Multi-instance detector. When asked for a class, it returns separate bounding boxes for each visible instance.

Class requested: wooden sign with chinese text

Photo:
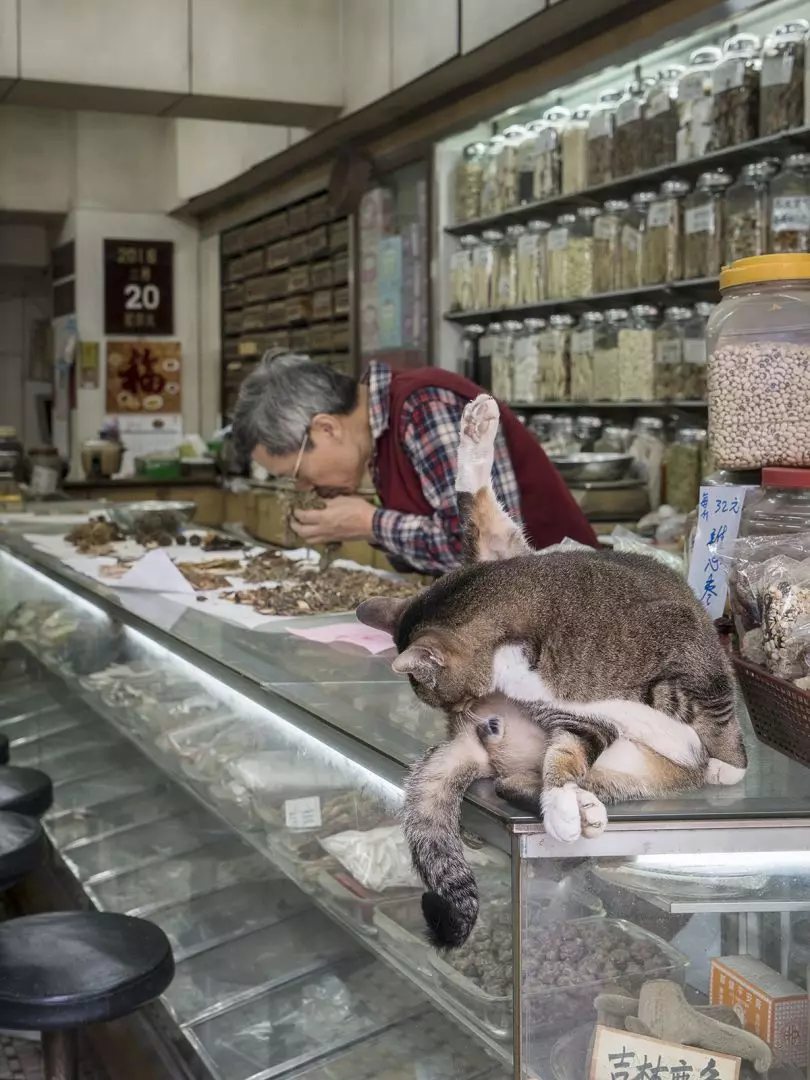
[104,239,174,335]
[105,340,182,414]
[590,1026,740,1080]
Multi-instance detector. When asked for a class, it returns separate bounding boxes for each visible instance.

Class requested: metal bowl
[107,500,197,535]
[548,452,634,484]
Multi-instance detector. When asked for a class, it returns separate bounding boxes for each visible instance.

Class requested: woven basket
[733,655,810,768]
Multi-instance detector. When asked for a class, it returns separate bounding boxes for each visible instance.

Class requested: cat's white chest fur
[491,644,704,768]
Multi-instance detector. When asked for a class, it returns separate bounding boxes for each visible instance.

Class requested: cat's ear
[356,596,408,634]
[391,645,445,684]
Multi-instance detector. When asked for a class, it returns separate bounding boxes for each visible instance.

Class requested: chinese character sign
[106,341,182,414]
[686,485,749,621]
[104,240,174,335]
[590,1026,740,1080]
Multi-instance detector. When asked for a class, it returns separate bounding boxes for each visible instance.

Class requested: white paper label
[622,225,640,252]
[572,328,595,353]
[646,87,672,118]
[472,246,493,270]
[547,228,569,251]
[535,128,559,153]
[591,1025,740,1080]
[688,485,749,619]
[772,195,810,233]
[588,111,613,140]
[284,795,322,829]
[594,216,618,241]
[679,72,710,102]
[761,53,795,87]
[685,204,715,234]
[713,58,746,93]
[616,97,642,126]
[657,340,682,366]
[684,337,707,367]
[648,201,673,229]
[517,234,539,258]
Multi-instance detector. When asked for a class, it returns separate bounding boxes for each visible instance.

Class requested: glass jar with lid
[498,126,526,211]
[547,212,595,300]
[478,321,502,390]
[516,121,543,204]
[561,105,593,194]
[725,160,778,264]
[491,321,519,402]
[622,194,652,289]
[587,89,622,187]
[454,142,488,224]
[642,179,690,285]
[682,170,733,280]
[595,424,632,452]
[574,415,603,450]
[654,306,692,400]
[761,20,809,137]
[593,308,628,401]
[711,33,762,150]
[619,304,659,401]
[676,48,721,161]
[448,235,478,312]
[770,155,810,253]
[458,324,485,383]
[740,467,810,537]
[645,66,684,169]
[614,76,652,178]
[538,314,574,401]
[706,253,810,469]
[683,301,713,400]
[493,225,524,308]
[529,413,555,444]
[667,428,707,513]
[473,230,499,309]
[513,318,546,404]
[593,200,628,294]
[533,107,570,199]
[570,311,604,401]
[516,220,550,305]
[480,135,507,218]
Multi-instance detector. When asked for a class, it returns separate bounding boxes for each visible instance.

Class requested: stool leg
[41,1029,78,1080]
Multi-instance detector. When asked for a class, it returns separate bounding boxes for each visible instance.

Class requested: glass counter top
[3,525,810,831]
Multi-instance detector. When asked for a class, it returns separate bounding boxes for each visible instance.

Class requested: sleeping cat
[357,394,748,949]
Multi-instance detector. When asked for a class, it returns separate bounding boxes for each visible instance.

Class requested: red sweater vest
[374,368,598,556]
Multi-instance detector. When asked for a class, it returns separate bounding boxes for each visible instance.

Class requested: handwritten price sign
[590,1026,740,1080]
[687,485,749,620]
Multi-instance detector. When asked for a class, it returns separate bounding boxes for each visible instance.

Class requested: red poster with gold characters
[105,340,182,414]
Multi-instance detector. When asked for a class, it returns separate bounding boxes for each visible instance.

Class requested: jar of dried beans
[676,48,721,161]
[642,179,689,285]
[516,220,550,304]
[594,309,628,402]
[725,160,777,264]
[645,66,684,169]
[538,315,574,402]
[711,33,761,150]
[587,89,622,187]
[454,142,487,224]
[654,306,692,400]
[760,20,809,137]
[571,311,604,401]
[614,76,652,179]
[533,107,569,200]
[682,170,732,280]
[593,200,628,294]
[619,305,659,401]
[480,136,507,218]
[513,319,546,404]
[561,105,593,194]
[770,154,810,253]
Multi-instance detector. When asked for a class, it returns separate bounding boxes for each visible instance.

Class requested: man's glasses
[291,429,309,484]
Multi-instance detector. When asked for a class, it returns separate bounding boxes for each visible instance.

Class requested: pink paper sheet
[287,622,395,655]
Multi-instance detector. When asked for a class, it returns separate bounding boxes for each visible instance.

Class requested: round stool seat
[0,765,52,817]
[0,912,175,1030]
[0,812,45,889]
[0,733,8,764]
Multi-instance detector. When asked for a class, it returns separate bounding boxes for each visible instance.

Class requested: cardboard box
[710,955,807,1067]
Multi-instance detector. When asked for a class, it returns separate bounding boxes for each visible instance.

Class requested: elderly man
[232,351,597,575]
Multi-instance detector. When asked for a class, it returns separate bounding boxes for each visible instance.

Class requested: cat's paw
[542,783,582,843]
[575,788,608,838]
[705,758,747,786]
[460,394,500,449]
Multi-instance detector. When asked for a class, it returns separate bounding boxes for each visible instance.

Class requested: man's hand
[290,495,376,545]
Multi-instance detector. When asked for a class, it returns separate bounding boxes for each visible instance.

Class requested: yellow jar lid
[720,253,810,289]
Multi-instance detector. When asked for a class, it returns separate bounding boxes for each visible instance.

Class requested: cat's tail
[403,729,492,950]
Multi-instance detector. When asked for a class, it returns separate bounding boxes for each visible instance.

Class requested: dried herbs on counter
[222,568,417,617]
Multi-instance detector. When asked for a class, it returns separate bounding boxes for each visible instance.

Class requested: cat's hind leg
[541,729,609,843]
[456,394,531,564]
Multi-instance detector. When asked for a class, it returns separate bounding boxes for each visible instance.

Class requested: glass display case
[2,518,810,1080]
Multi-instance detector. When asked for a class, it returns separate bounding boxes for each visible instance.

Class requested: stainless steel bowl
[549,452,634,484]
[107,500,197,534]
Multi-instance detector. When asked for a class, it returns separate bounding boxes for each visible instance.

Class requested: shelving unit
[507,398,707,413]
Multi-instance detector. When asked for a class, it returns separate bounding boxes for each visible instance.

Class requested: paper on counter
[287,622,395,655]
[115,549,194,594]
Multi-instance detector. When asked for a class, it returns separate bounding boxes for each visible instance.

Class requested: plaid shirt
[366,361,523,575]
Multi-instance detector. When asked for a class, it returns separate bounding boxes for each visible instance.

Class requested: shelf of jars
[506,399,707,412]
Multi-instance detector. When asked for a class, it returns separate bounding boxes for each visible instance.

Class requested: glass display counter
[2,522,810,1080]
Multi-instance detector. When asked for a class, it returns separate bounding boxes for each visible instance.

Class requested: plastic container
[707,253,810,469]
[570,311,604,401]
[682,170,732,280]
[489,323,514,402]
[760,20,809,137]
[655,306,692,400]
[547,212,594,299]
[645,65,684,169]
[538,314,574,401]
[642,179,689,285]
[472,232,497,310]
[513,318,546,404]
[561,105,593,194]
[479,135,507,218]
[677,47,721,161]
[614,77,652,178]
[498,125,526,210]
[593,200,628,294]
[517,120,544,204]
[533,107,570,199]
[623,193,652,289]
[711,33,761,150]
[492,226,523,308]
[683,301,713,400]
[516,220,550,304]
[667,427,707,513]
[593,308,628,401]
[587,89,622,187]
[739,467,810,537]
[619,305,659,401]
[770,154,810,253]
[448,235,478,312]
[725,160,778,264]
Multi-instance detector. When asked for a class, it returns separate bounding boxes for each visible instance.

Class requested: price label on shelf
[687,485,749,620]
[284,796,322,830]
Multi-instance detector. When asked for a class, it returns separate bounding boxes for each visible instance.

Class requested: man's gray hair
[231,349,359,463]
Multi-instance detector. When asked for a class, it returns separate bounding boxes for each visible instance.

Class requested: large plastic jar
[561,106,593,194]
[645,66,684,169]
[725,160,778,264]
[593,200,628,294]
[479,135,507,218]
[707,254,810,469]
[682,170,732,280]
[570,311,604,401]
[547,212,595,300]
[760,20,809,137]
[677,48,722,161]
[614,77,652,179]
[516,220,550,304]
[642,179,690,285]
[593,308,628,401]
[711,33,761,150]
[587,90,622,187]
[654,305,692,400]
[770,154,810,253]
[740,467,810,536]
[454,142,488,224]
[533,107,570,200]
